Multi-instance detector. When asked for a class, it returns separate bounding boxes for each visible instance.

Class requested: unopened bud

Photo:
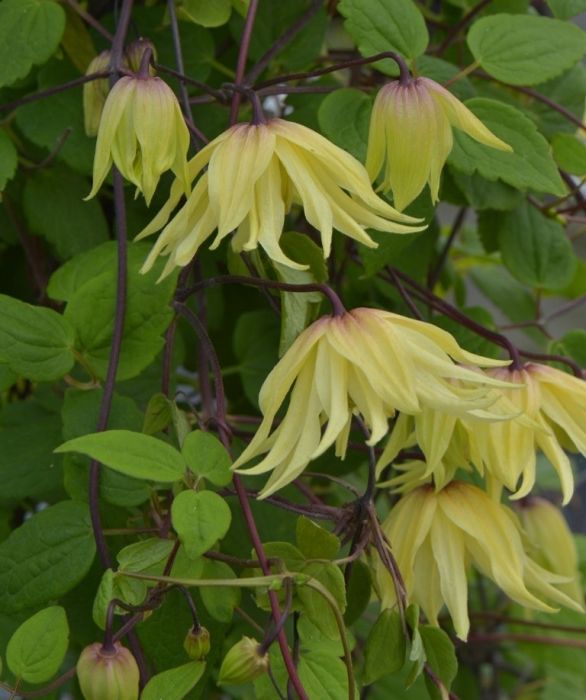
[76,642,139,700]
[183,625,211,660]
[218,636,268,685]
[125,38,157,75]
[83,51,111,136]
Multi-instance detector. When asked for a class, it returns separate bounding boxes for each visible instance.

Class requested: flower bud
[218,636,268,685]
[183,625,211,660]
[125,38,157,75]
[76,642,139,700]
[83,51,111,136]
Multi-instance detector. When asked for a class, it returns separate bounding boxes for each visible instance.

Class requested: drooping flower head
[232,307,511,498]
[516,496,583,606]
[366,77,512,211]
[376,385,519,490]
[375,482,582,641]
[83,40,157,138]
[462,364,586,504]
[136,118,425,279]
[86,73,190,205]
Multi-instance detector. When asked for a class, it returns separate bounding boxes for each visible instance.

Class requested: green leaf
[296,517,340,560]
[56,430,186,483]
[298,562,346,640]
[415,55,476,102]
[552,133,586,176]
[449,98,566,196]
[199,559,240,622]
[550,329,586,367]
[117,539,176,573]
[0,399,64,507]
[318,89,372,161]
[364,609,406,683]
[6,607,69,683]
[419,625,457,690]
[181,430,233,487]
[23,166,109,259]
[547,0,586,19]
[339,0,428,72]
[343,560,372,626]
[0,294,75,381]
[450,170,523,211]
[61,388,150,507]
[470,266,537,322]
[15,60,95,175]
[0,129,17,191]
[233,310,279,407]
[0,0,65,87]
[92,569,148,630]
[0,501,96,613]
[180,0,231,27]
[498,203,576,290]
[467,14,586,86]
[171,490,232,559]
[530,64,586,139]
[141,661,206,700]
[298,650,349,700]
[64,244,175,381]
[63,242,177,381]
[143,393,174,435]
[274,232,327,355]
[230,0,327,72]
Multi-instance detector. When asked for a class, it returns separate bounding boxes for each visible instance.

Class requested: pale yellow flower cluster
[83,64,585,643]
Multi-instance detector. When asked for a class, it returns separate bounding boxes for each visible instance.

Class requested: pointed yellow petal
[424,78,512,152]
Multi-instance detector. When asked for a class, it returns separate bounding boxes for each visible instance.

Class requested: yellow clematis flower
[376,387,518,490]
[462,364,586,505]
[136,118,424,279]
[86,74,190,206]
[375,482,582,640]
[232,307,510,498]
[366,77,512,211]
[517,496,584,606]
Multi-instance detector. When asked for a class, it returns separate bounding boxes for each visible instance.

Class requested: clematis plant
[1,2,585,700]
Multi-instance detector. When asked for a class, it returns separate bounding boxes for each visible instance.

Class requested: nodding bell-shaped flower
[136,118,425,280]
[375,482,583,641]
[86,73,190,206]
[218,637,268,685]
[83,51,112,137]
[232,307,511,498]
[462,363,586,505]
[366,77,512,211]
[517,497,584,606]
[76,642,139,700]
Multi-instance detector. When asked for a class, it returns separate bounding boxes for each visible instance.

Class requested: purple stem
[256,51,412,90]
[165,0,209,146]
[172,300,310,699]
[0,72,110,113]
[427,206,467,290]
[230,0,260,124]
[88,171,127,571]
[177,274,346,316]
